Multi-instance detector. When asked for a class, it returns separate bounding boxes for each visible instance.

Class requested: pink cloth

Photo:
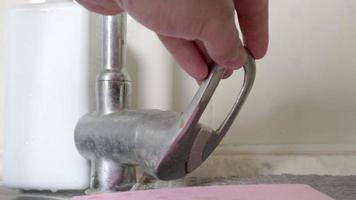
[73,184,334,200]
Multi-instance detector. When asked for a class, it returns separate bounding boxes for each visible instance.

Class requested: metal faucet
[75,14,256,193]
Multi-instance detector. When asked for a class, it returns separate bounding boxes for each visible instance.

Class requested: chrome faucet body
[77,14,136,192]
[75,14,256,193]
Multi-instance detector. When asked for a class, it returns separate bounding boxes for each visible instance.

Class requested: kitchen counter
[133,175,356,200]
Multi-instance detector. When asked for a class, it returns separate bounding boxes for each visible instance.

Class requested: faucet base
[87,159,136,193]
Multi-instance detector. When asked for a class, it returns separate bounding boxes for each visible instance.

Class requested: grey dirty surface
[1,175,356,200]
[0,186,83,200]
[134,175,356,200]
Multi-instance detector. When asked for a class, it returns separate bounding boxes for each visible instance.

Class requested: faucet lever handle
[154,54,256,180]
[200,55,256,160]
[180,54,256,138]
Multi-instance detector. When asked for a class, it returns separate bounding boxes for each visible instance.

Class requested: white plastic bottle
[3,0,92,191]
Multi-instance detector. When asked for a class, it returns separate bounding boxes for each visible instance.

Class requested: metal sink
[0,186,84,200]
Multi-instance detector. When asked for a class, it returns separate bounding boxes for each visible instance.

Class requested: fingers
[76,0,123,15]
[198,18,247,71]
[195,40,214,67]
[158,35,209,81]
[223,68,234,79]
[195,40,234,79]
[234,0,269,59]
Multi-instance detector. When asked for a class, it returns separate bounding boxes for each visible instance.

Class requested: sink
[0,186,84,200]
[7,197,62,200]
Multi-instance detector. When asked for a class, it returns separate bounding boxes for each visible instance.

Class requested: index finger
[235,0,269,59]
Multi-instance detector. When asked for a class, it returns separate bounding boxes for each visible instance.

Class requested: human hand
[77,0,268,80]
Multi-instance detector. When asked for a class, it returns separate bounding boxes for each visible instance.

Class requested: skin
[77,0,269,80]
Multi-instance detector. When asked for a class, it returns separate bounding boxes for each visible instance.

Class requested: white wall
[0,0,12,153]
[216,0,356,145]
[1,0,356,153]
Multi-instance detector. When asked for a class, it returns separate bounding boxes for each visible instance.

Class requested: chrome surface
[97,14,131,115]
[102,14,126,71]
[75,14,256,193]
[82,14,136,193]
[89,159,136,193]
[0,186,82,200]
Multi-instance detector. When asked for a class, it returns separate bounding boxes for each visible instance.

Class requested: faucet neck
[102,14,127,71]
[96,14,131,115]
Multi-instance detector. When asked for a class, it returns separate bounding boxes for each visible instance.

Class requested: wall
[215,0,356,146]
[196,0,356,176]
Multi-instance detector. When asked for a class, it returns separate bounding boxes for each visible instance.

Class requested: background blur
[1,0,356,176]
[0,1,11,152]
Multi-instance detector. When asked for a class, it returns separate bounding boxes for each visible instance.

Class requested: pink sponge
[73,184,334,200]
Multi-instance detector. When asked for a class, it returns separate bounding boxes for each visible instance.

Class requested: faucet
[75,14,256,193]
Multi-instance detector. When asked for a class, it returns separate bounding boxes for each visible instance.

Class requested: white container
[3,0,91,191]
